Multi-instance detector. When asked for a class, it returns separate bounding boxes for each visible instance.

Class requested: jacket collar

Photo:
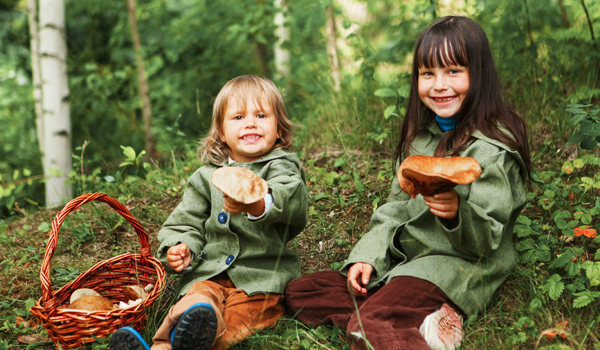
[210,148,297,167]
[425,121,527,179]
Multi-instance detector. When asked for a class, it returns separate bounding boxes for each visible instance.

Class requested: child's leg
[284,270,371,328]
[214,290,285,350]
[151,281,227,350]
[346,276,458,350]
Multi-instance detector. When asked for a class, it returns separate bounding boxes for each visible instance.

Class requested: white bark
[274,0,290,77]
[326,6,341,92]
[28,0,44,157]
[39,0,72,207]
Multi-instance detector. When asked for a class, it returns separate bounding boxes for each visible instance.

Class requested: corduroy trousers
[284,270,460,350]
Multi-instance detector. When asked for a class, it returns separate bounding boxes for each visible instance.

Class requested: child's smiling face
[418,64,470,119]
[219,93,281,163]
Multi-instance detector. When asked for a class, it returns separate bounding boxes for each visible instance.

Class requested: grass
[1,90,599,350]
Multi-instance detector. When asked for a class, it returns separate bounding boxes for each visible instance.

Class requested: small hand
[423,189,459,219]
[166,242,191,272]
[223,195,265,216]
[347,262,373,297]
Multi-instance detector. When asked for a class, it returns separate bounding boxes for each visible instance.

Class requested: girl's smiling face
[219,93,281,163]
[418,64,470,118]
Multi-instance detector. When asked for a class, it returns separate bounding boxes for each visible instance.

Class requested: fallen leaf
[18,334,52,344]
[539,320,570,343]
[542,330,557,341]
[565,166,573,174]
[574,226,597,238]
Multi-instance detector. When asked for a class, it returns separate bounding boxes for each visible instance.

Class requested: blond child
[111,75,308,350]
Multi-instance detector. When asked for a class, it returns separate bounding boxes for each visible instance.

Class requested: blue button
[225,255,234,265]
[218,212,227,224]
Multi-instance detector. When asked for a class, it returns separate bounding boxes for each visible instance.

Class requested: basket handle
[39,192,152,308]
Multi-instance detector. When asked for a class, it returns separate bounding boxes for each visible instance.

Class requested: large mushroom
[398,155,482,198]
[67,295,115,312]
[212,167,268,204]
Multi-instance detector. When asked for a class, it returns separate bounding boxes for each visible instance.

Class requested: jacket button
[225,255,234,265]
[218,212,227,223]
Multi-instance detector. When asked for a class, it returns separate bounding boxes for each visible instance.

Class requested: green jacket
[157,148,308,296]
[341,123,527,316]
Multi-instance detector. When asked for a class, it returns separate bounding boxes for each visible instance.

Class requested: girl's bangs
[417,33,468,69]
[227,83,270,114]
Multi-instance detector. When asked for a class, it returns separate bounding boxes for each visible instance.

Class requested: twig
[302,330,335,350]
[80,140,88,193]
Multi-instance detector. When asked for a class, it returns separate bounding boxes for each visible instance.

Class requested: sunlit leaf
[374,88,397,98]
[544,274,564,301]
[582,261,600,286]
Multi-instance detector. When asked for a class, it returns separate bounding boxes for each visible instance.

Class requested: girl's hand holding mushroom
[423,190,459,219]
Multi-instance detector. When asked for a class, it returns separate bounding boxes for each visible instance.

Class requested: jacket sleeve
[250,158,308,241]
[437,149,526,258]
[341,179,411,281]
[156,171,211,272]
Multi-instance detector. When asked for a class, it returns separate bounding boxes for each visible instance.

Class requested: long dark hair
[393,16,531,177]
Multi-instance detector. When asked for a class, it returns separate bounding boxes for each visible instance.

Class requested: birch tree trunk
[39,0,72,207]
[127,0,156,159]
[326,5,341,92]
[28,0,44,158]
[274,0,290,78]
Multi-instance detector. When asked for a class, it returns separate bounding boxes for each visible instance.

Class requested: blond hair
[199,75,297,164]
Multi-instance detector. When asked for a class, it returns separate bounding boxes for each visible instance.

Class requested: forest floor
[1,143,599,350]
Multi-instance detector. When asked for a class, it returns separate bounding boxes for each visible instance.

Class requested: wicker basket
[30,192,165,349]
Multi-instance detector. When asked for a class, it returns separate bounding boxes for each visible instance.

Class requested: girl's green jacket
[157,149,309,297]
[341,123,528,316]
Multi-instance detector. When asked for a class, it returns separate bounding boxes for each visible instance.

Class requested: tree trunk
[28,0,43,157]
[523,0,535,48]
[580,0,595,41]
[274,0,290,78]
[39,0,72,207]
[326,6,341,92]
[127,0,156,159]
[254,42,270,77]
[558,0,570,28]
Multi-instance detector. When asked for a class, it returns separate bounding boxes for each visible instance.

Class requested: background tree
[39,0,72,207]
[126,0,156,160]
[274,0,290,78]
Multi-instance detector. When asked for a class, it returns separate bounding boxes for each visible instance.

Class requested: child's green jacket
[341,123,527,316]
[157,149,308,297]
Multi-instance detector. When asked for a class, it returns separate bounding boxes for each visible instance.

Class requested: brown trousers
[284,270,459,350]
[152,274,285,350]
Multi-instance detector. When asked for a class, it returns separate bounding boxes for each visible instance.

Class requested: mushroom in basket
[398,155,482,198]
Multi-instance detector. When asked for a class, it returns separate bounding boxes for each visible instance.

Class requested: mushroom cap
[212,167,268,204]
[123,285,148,301]
[67,295,114,312]
[398,155,482,198]
[69,288,100,304]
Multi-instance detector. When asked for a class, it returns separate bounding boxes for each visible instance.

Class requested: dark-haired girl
[285,16,531,350]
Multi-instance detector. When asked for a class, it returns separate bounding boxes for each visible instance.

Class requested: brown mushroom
[212,167,268,204]
[67,295,115,312]
[398,155,482,198]
[122,285,148,301]
[69,288,100,304]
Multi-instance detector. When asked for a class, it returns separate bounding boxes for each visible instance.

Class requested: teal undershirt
[436,115,457,132]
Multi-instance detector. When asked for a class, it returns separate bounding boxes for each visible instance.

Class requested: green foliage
[564,103,600,153]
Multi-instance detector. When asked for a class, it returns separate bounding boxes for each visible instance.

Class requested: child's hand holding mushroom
[398,155,482,222]
[212,167,268,216]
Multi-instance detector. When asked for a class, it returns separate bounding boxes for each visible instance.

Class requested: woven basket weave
[30,192,165,349]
